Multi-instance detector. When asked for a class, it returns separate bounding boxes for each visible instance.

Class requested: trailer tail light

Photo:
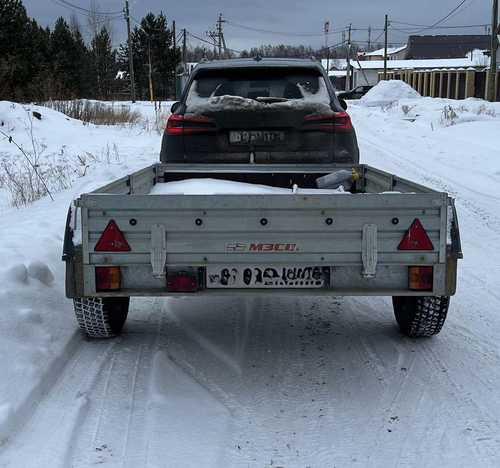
[409,266,433,291]
[398,219,434,251]
[302,112,353,133]
[167,271,198,293]
[94,220,131,252]
[96,267,121,291]
[166,114,216,136]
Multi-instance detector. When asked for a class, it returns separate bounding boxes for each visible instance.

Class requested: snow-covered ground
[0,100,173,446]
[1,90,500,467]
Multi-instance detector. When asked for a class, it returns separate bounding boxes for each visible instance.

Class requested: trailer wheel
[392,296,450,338]
[73,297,129,338]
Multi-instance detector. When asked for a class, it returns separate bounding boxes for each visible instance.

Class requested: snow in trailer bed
[149,178,347,195]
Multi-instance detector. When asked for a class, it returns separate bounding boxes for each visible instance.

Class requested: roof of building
[328,70,347,77]
[361,45,407,57]
[405,35,490,59]
[350,51,489,71]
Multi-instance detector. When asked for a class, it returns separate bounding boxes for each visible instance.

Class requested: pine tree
[91,26,116,99]
[118,12,180,100]
[50,17,91,98]
[0,0,33,100]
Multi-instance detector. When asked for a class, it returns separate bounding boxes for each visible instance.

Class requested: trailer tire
[73,297,129,338]
[392,296,450,338]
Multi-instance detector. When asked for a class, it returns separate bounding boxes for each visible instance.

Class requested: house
[358,45,407,61]
[348,50,490,87]
[405,35,490,59]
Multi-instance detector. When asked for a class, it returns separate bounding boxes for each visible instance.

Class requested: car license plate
[229,131,285,145]
[206,265,330,289]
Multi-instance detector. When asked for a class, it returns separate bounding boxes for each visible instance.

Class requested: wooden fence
[378,69,500,101]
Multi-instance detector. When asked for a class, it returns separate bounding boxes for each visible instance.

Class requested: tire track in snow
[357,132,500,235]
[0,331,82,446]
[71,299,164,468]
[418,343,500,465]
[145,349,232,468]
[0,341,116,468]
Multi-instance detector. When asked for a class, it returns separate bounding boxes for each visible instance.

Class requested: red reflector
[94,220,131,252]
[398,219,434,251]
[409,266,433,291]
[96,266,121,291]
[167,272,198,292]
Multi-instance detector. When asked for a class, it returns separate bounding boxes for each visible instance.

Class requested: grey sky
[24,0,492,51]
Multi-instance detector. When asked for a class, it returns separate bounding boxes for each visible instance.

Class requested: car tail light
[398,219,434,251]
[409,266,433,291]
[166,114,216,136]
[94,220,131,252]
[96,266,121,291]
[302,112,353,133]
[167,271,198,292]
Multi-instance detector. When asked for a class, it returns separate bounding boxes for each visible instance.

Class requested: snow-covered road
[1,96,500,467]
[3,294,500,468]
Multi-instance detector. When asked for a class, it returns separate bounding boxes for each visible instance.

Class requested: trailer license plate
[206,265,330,289]
[229,131,285,145]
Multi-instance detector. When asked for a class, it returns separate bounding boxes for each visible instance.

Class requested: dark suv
[161,58,359,164]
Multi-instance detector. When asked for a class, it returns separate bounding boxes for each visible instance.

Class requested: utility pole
[324,20,330,74]
[345,24,352,91]
[383,14,389,80]
[173,20,176,51]
[182,28,187,66]
[148,39,154,102]
[487,0,498,101]
[207,29,218,57]
[124,0,136,102]
[172,20,177,99]
[367,25,372,50]
[217,13,225,59]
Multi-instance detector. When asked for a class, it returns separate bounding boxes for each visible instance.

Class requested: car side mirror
[338,98,348,110]
[170,101,182,113]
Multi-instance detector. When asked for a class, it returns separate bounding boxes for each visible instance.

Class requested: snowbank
[351,95,500,129]
[359,80,421,107]
[0,100,161,443]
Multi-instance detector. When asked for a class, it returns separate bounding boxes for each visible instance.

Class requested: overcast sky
[23,0,493,51]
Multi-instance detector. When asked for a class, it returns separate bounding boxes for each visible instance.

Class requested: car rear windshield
[185,67,332,113]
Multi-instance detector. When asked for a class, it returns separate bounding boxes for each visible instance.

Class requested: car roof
[193,57,324,72]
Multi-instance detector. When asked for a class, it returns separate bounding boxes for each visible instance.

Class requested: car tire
[392,296,450,337]
[73,297,129,338]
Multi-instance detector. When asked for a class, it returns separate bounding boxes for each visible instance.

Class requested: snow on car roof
[194,58,323,71]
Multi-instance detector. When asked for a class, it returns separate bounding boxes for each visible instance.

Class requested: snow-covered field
[1,89,500,467]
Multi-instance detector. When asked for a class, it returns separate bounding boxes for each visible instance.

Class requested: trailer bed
[64,163,461,299]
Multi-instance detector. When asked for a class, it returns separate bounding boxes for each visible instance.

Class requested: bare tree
[87,0,113,42]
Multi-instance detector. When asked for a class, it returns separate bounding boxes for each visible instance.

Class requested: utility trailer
[63,163,462,339]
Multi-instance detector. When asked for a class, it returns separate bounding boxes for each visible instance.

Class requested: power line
[402,0,470,34]
[51,0,123,16]
[390,20,487,29]
[225,19,346,37]
[187,31,242,54]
